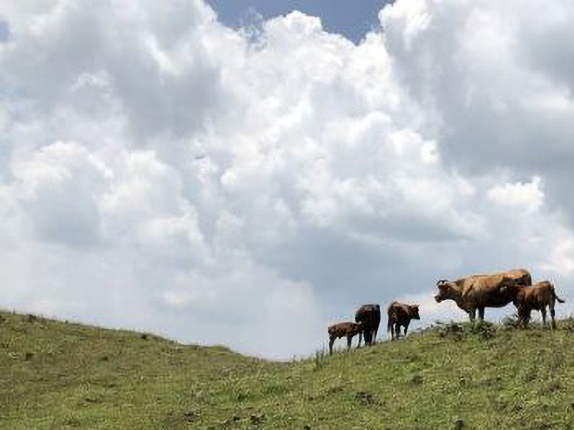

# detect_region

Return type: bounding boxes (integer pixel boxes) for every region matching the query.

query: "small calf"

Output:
[387,302,420,340]
[327,321,363,355]
[502,280,565,328]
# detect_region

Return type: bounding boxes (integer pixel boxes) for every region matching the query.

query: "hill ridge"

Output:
[3,310,574,429]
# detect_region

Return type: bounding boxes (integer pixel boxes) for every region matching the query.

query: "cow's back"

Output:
[356,304,381,325]
[466,269,531,285]
[506,269,532,286]
[460,275,515,308]
[328,322,357,337]
[388,302,410,324]
[516,281,553,308]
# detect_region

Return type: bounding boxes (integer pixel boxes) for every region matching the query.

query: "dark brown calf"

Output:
[355,304,381,346]
[387,302,420,340]
[502,280,565,328]
[327,322,362,354]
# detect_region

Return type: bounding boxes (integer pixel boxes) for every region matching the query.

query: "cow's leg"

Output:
[523,309,531,328]
[478,307,485,321]
[404,321,410,337]
[329,336,336,355]
[346,335,353,351]
[518,306,528,328]
[390,323,395,341]
[519,309,527,328]
[357,330,362,348]
[541,307,547,327]
[395,323,401,339]
[550,306,557,329]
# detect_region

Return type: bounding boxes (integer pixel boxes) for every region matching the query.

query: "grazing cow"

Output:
[501,280,565,328]
[387,302,420,340]
[327,321,363,354]
[355,304,381,346]
[434,268,532,321]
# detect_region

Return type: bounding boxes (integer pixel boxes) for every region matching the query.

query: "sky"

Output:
[1,0,574,359]
[206,0,391,43]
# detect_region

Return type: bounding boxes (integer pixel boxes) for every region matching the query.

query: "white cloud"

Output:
[1,0,574,358]
[12,141,108,247]
[487,176,543,213]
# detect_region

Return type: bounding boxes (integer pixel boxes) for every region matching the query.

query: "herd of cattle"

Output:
[327,268,566,354]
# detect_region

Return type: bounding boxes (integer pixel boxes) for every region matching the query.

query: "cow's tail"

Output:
[552,285,565,304]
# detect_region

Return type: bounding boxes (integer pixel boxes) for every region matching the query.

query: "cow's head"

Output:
[409,305,420,320]
[434,279,456,303]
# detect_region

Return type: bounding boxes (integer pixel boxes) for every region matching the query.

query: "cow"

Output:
[327,321,363,354]
[501,280,565,328]
[434,268,532,321]
[387,302,420,340]
[355,304,381,346]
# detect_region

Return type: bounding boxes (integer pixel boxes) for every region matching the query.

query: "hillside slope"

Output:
[2,311,574,429]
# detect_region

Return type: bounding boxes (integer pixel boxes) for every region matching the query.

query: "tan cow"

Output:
[327,321,363,354]
[387,302,420,340]
[434,268,532,321]
[501,280,565,328]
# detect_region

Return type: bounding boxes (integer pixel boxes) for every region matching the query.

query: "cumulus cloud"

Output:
[1,0,574,358]
[381,1,574,211]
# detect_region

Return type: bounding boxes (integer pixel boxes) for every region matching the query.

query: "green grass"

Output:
[3,311,574,429]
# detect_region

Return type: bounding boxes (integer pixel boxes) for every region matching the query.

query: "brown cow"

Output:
[327,321,363,354]
[501,280,565,328]
[434,268,532,321]
[355,304,381,346]
[387,302,420,340]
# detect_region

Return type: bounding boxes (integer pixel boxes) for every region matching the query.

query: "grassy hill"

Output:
[2,311,574,430]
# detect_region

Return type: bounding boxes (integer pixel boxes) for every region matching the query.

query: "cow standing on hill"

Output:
[387,302,420,340]
[355,304,381,346]
[434,268,532,321]
[327,321,363,354]
[501,280,565,328]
